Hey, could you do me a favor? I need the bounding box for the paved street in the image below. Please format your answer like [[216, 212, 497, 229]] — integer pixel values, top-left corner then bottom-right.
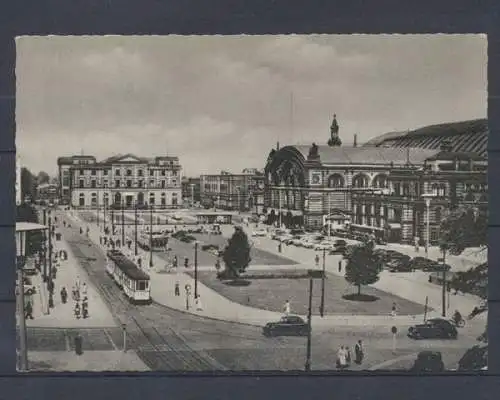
[[24, 208, 481, 372]]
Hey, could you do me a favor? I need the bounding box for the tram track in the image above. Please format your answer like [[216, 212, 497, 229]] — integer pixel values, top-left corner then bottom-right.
[[60, 218, 227, 371]]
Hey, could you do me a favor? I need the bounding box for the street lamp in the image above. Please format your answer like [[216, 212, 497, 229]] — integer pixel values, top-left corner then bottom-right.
[[194, 241, 199, 298], [422, 193, 437, 257], [190, 183, 195, 208], [305, 269, 324, 372], [16, 222, 48, 372]]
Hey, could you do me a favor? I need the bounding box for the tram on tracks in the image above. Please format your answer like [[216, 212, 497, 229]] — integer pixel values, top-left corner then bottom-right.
[[106, 250, 152, 304]]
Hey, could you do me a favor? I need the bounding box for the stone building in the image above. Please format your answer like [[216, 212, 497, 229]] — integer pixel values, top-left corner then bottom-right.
[[57, 153, 182, 209]]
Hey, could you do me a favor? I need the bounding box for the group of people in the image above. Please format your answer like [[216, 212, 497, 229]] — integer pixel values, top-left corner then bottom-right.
[[58, 276, 90, 320], [336, 341, 365, 369]]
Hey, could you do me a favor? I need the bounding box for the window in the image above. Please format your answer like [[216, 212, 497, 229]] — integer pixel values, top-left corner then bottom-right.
[[126, 169, 132, 176], [138, 180, 143, 188], [91, 170, 96, 176], [79, 180, 84, 188], [149, 194, 155, 205], [161, 170, 166, 176], [172, 192, 178, 206], [138, 169, 143, 177], [149, 169, 154, 176], [173, 171, 177, 176], [91, 180, 96, 188], [126, 180, 132, 188], [328, 174, 344, 188], [91, 192, 97, 206], [161, 193, 166, 206], [103, 170, 108, 176], [79, 193, 85, 206], [161, 180, 166, 188], [103, 180, 108, 188], [115, 180, 120, 188], [137, 281, 147, 291], [149, 180, 155, 187], [115, 169, 121, 176], [79, 169, 84, 175], [172, 179, 177, 185]]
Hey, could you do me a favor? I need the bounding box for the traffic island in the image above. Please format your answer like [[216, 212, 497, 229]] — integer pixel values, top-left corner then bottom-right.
[[187, 270, 428, 316]]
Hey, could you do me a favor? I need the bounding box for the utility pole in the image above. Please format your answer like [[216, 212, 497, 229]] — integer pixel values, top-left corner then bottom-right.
[[441, 248, 447, 317], [134, 203, 138, 256], [194, 242, 199, 298], [42, 209, 47, 282], [320, 248, 326, 317], [305, 274, 313, 372], [48, 216, 54, 310], [149, 202, 153, 268], [121, 200, 125, 245]]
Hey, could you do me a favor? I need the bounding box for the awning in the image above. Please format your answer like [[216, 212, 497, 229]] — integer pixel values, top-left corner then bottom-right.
[[387, 223, 401, 229]]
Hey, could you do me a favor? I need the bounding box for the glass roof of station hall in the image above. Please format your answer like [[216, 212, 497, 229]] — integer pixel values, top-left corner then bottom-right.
[[286, 145, 439, 166]]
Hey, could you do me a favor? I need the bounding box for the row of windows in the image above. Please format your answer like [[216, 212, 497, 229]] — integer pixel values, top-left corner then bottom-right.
[[77, 168, 178, 177], [78, 192, 178, 206], [78, 179, 178, 189]]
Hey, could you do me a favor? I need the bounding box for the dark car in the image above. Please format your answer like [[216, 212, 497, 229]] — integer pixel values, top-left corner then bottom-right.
[[387, 255, 412, 272], [457, 345, 488, 371], [409, 351, 445, 372], [409, 257, 435, 271], [407, 318, 458, 340], [262, 315, 309, 337]]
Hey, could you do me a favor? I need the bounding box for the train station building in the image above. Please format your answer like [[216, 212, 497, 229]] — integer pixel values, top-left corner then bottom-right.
[[263, 116, 488, 243]]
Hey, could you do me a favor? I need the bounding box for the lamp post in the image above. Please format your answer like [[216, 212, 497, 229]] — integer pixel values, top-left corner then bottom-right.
[[16, 222, 48, 372], [304, 269, 323, 372], [42, 209, 47, 282], [440, 247, 447, 317], [134, 202, 138, 256], [121, 199, 125, 245], [319, 248, 326, 317], [194, 241, 199, 298], [422, 193, 436, 258], [149, 201, 153, 268], [190, 183, 195, 208]]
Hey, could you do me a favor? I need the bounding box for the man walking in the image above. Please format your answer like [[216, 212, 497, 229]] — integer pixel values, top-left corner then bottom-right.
[[174, 281, 180, 296], [354, 340, 364, 365], [283, 299, 291, 316], [315, 254, 320, 267]]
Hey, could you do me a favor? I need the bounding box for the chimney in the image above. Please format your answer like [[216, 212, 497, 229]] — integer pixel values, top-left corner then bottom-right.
[[353, 134, 358, 147], [276, 141, 280, 150]]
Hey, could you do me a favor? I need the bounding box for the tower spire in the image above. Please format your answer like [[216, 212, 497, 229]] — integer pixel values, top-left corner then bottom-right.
[[328, 113, 342, 147]]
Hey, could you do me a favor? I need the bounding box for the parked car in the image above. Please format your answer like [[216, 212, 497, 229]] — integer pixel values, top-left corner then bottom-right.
[[457, 345, 488, 371], [251, 229, 267, 237], [409, 256, 435, 271], [387, 255, 412, 272], [262, 315, 309, 337], [407, 318, 458, 340], [409, 351, 445, 372], [422, 262, 452, 272]]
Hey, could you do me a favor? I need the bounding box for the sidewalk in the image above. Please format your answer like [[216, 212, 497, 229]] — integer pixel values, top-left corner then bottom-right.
[[27, 217, 117, 329], [67, 209, 457, 329]]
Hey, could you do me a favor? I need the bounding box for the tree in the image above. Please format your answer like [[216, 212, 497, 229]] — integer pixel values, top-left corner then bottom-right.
[[344, 239, 383, 296], [220, 226, 252, 280], [36, 171, 51, 185], [21, 167, 37, 201], [440, 204, 488, 342]]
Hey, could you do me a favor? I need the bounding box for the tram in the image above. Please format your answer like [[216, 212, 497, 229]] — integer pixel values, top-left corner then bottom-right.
[[137, 231, 169, 251], [106, 250, 152, 304]]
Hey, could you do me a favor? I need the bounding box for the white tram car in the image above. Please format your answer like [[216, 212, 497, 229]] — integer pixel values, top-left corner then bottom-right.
[[106, 250, 152, 304]]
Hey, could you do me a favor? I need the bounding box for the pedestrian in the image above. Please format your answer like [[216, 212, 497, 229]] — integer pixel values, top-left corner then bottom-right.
[[315, 254, 320, 267], [71, 286, 77, 301], [283, 300, 291, 316], [345, 346, 352, 366], [338, 260, 342, 273], [116, 238, 121, 248], [173, 256, 178, 268], [86, 226, 90, 237], [60, 287, 68, 304], [414, 236, 419, 252], [195, 295, 203, 311], [336, 346, 347, 369], [184, 257, 189, 268], [128, 239, 132, 249], [74, 302, 81, 319], [354, 340, 364, 365], [81, 283, 88, 297], [75, 275, 81, 291], [99, 236, 103, 245], [25, 301, 34, 320], [82, 297, 89, 319], [174, 281, 180, 296], [391, 302, 397, 317]]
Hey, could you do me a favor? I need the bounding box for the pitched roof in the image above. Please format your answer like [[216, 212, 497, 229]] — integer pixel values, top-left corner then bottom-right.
[[288, 145, 439, 165]]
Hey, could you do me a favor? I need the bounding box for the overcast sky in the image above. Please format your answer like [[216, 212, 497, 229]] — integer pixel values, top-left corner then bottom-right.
[[16, 34, 487, 177]]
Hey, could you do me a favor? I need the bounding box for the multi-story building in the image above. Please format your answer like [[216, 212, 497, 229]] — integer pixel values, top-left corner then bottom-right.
[[263, 115, 488, 236], [181, 177, 201, 204], [57, 153, 182, 209], [351, 140, 487, 244], [16, 155, 22, 205], [200, 169, 265, 213]]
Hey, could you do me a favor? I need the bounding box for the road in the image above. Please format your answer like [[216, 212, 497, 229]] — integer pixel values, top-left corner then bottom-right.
[[27, 209, 481, 372]]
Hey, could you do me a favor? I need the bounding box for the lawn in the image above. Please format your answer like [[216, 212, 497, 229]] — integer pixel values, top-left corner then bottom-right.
[[188, 270, 428, 316]]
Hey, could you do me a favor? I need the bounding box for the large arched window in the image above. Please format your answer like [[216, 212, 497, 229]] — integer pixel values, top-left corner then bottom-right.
[[327, 174, 344, 188], [352, 174, 369, 188], [372, 174, 388, 189], [114, 192, 121, 205], [91, 192, 97, 207], [79, 193, 85, 206], [161, 192, 166, 206], [149, 193, 155, 205], [137, 192, 144, 205]]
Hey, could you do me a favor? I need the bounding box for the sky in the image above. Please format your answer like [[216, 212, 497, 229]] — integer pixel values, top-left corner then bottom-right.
[[16, 34, 487, 177]]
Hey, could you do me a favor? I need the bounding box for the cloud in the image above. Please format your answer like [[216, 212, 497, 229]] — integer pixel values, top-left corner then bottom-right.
[[15, 35, 487, 176]]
